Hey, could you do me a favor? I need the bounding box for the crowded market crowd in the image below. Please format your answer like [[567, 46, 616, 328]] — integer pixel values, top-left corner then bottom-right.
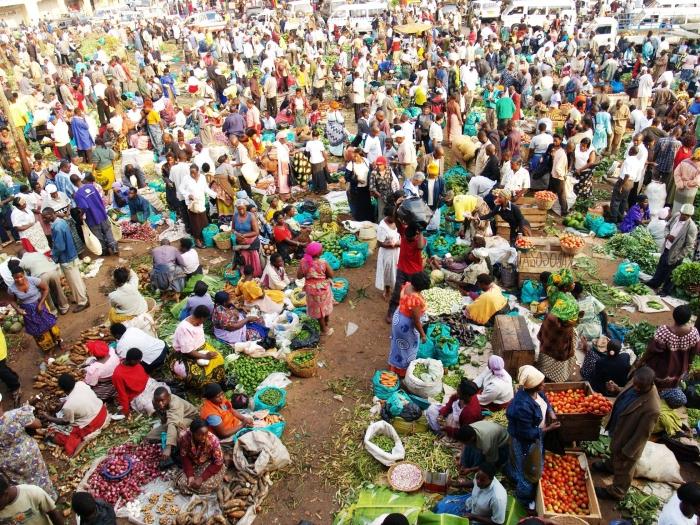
[[0, 0, 699, 523]]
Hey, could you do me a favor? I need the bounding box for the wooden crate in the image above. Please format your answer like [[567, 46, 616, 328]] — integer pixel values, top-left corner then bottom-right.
[[490, 315, 535, 377], [517, 237, 573, 285], [536, 451, 603, 525], [544, 381, 605, 443], [497, 197, 548, 230]]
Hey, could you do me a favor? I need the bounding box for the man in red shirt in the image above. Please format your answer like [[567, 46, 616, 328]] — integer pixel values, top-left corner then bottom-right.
[[387, 220, 426, 322]]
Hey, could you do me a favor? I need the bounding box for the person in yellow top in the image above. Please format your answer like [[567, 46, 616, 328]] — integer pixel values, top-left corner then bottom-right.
[[414, 84, 427, 107], [296, 64, 310, 95], [464, 274, 508, 325], [264, 196, 285, 222], [9, 94, 29, 132], [143, 101, 164, 157], [0, 327, 21, 406]]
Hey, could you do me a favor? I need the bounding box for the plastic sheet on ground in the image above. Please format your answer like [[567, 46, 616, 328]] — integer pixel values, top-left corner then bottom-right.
[[81, 257, 104, 278], [632, 295, 671, 313], [324, 190, 351, 214], [484, 236, 517, 265], [115, 480, 212, 525], [158, 219, 189, 243]]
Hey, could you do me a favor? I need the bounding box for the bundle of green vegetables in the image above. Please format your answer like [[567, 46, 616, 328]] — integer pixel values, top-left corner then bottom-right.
[[601, 228, 658, 273], [624, 321, 656, 356], [617, 489, 661, 525], [671, 262, 700, 292]]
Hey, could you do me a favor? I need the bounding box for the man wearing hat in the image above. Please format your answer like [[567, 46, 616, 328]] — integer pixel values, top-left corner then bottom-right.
[[479, 189, 532, 246], [647, 203, 698, 295]]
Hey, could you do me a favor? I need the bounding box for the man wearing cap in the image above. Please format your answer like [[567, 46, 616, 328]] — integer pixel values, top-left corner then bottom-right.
[[480, 189, 532, 246], [647, 203, 698, 295]]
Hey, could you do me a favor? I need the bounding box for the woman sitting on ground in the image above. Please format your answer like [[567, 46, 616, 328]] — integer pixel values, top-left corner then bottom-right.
[[200, 383, 254, 440], [111, 348, 168, 416], [261, 253, 292, 291], [171, 305, 225, 388], [589, 339, 631, 396], [178, 237, 202, 280], [426, 379, 482, 438], [179, 280, 214, 320], [83, 341, 120, 401], [619, 194, 651, 233], [473, 356, 514, 410], [572, 282, 608, 342], [272, 211, 307, 262], [176, 418, 225, 495], [108, 267, 148, 324], [235, 264, 285, 314], [211, 291, 263, 345]]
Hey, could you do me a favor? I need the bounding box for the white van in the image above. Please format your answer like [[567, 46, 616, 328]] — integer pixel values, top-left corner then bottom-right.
[[470, 0, 501, 20], [501, 0, 576, 30], [328, 1, 388, 33]]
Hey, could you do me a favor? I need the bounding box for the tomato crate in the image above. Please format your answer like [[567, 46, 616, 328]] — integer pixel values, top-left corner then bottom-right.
[[536, 451, 603, 525], [543, 381, 604, 443], [517, 236, 573, 286], [491, 315, 535, 378]]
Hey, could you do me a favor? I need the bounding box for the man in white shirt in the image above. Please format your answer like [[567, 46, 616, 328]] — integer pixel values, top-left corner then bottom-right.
[[528, 122, 553, 170], [626, 133, 648, 204], [393, 131, 417, 179], [501, 158, 530, 200], [550, 134, 569, 215], [48, 116, 72, 159], [351, 71, 365, 122], [429, 114, 444, 150], [469, 174, 497, 198], [110, 322, 168, 373], [363, 126, 383, 165], [637, 67, 654, 111], [464, 464, 507, 525], [610, 146, 642, 223]]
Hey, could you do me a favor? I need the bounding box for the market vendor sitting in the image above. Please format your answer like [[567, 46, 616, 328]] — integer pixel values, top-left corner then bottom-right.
[[426, 379, 482, 438], [261, 253, 292, 291], [200, 383, 254, 441], [235, 264, 285, 314], [473, 356, 514, 410], [127, 187, 154, 224], [588, 339, 632, 396], [171, 305, 226, 388], [83, 340, 120, 401], [457, 463, 508, 525], [176, 418, 226, 495], [272, 211, 307, 262], [111, 348, 168, 416], [456, 421, 510, 472], [463, 274, 508, 326], [108, 267, 148, 324], [150, 240, 186, 298], [179, 280, 214, 320], [41, 374, 108, 457], [430, 248, 490, 292], [147, 388, 199, 465], [618, 194, 650, 233], [110, 323, 169, 374]]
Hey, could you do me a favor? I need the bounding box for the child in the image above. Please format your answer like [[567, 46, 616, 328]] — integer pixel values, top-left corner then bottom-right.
[[179, 280, 214, 320], [72, 491, 117, 525], [309, 102, 322, 127]]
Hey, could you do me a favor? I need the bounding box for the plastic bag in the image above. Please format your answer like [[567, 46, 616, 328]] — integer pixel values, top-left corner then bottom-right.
[[348, 240, 369, 258], [426, 207, 442, 232], [82, 223, 103, 256], [397, 196, 433, 228], [253, 386, 287, 412], [521, 280, 544, 304], [634, 441, 685, 484], [290, 317, 321, 349], [385, 389, 413, 417], [427, 234, 456, 258], [595, 221, 618, 238], [331, 277, 350, 302], [232, 430, 291, 476], [584, 213, 605, 232], [273, 311, 300, 342], [338, 234, 358, 250], [613, 261, 640, 286], [109, 217, 123, 242], [372, 370, 400, 400], [363, 420, 405, 466], [256, 372, 292, 391], [417, 337, 435, 359], [321, 252, 341, 271], [342, 250, 366, 268], [436, 339, 459, 367], [404, 359, 444, 398]]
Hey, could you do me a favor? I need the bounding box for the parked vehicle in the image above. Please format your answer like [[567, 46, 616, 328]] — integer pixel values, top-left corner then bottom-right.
[[501, 0, 576, 31], [328, 1, 387, 33], [184, 10, 227, 30]]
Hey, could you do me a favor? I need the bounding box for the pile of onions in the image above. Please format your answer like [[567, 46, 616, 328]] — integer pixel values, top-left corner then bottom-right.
[[119, 221, 157, 241], [88, 443, 162, 505]]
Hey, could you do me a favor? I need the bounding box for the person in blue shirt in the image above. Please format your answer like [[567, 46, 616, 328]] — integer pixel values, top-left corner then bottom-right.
[[41, 207, 89, 312], [73, 176, 118, 256], [127, 188, 153, 224], [689, 93, 700, 115]]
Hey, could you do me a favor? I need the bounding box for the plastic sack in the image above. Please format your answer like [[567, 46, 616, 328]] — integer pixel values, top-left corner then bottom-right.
[[417, 337, 435, 359], [109, 217, 123, 242], [232, 429, 291, 476], [82, 223, 103, 256], [290, 317, 321, 349], [338, 234, 358, 250], [253, 386, 287, 413], [427, 234, 456, 258], [256, 372, 292, 391], [202, 224, 219, 247], [584, 213, 605, 232], [385, 389, 413, 417], [399, 402, 423, 422], [404, 358, 444, 398], [363, 420, 405, 466], [348, 240, 370, 258], [426, 207, 442, 232], [595, 221, 618, 238], [331, 277, 350, 302], [634, 441, 685, 484], [372, 370, 400, 400], [613, 261, 640, 286], [521, 280, 544, 304], [222, 264, 241, 285], [321, 252, 341, 271], [397, 196, 434, 228], [342, 250, 366, 268], [433, 495, 472, 517], [436, 338, 459, 367], [273, 311, 300, 341]]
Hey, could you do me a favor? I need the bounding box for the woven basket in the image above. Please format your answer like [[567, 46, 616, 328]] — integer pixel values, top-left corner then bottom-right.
[[560, 243, 584, 256], [286, 349, 317, 378], [548, 516, 589, 525], [213, 234, 232, 251], [387, 462, 424, 492], [536, 198, 555, 210]]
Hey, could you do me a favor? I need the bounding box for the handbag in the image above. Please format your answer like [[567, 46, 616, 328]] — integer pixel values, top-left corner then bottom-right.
[[81, 223, 103, 256]]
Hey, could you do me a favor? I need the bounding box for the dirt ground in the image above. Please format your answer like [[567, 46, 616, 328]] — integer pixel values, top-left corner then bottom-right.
[[0, 217, 698, 525]]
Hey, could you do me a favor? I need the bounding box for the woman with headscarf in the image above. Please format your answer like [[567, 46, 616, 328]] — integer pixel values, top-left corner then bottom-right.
[[83, 340, 120, 401], [232, 200, 262, 277], [619, 194, 650, 233], [181, 164, 217, 248], [427, 378, 482, 437], [211, 291, 262, 346], [672, 148, 700, 214], [273, 132, 293, 197], [388, 272, 431, 377], [211, 155, 237, 224], [107, 267, 148, 324], [325, 101, 348, 157], [370, 156, 400, 221], [176, 418, 225, 495], [473, 356, 514, 410], [536, 270, 581, 383], [505, 365, 560, 508], [297, 242, 335, 337], [10, 197, 49, 253]]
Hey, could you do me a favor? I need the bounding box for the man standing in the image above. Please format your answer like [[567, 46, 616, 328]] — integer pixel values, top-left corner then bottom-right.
[[41, 207, 90, 313], [263, 69, 278, 117], [637, 67, 654, 111], [647, 204, 698, 295], [609, 99, 630, 155], [609, 146, 642, 223], [495, 90, 516, 130], [594, 367, 661, 501], [548, 134, 569, 216], [352, 71, 365, 123], [148, 387, 199, 464], [73, 178, 118, 256], [393, 131, 417, 180], [652, 127, 682, 184], [18, 248, 71, 315]]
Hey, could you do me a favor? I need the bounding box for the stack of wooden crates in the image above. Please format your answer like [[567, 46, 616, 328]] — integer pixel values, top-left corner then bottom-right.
[[491, 315, 535, 378]]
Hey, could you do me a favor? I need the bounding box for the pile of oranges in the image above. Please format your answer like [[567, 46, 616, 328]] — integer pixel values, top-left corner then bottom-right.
[[541, 453, 591, 516], [548, 389, 612, 416]]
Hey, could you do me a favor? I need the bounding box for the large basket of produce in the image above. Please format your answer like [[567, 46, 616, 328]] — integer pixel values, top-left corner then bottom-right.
[[253, 386, 287, 412], [559, 235, 585, 255], [213, 232, 232, 250], [286, 349, 318, 378], [387, 462, 424, 492], [514, 237, 534, 252], [534, 191, 558, 210]]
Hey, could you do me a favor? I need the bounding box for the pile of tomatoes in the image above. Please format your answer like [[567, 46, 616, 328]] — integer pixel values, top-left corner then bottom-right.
[[515, 237, 534, 250], [548, 389, 612, 416], [541, 453, 591, 516]]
